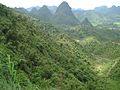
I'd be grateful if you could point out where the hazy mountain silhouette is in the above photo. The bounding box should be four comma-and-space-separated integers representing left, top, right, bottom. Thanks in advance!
38, 5, 52, 22
53, 1, 79, 25
14, 2, 120, 25
81, 18, 93, 27
15, 7, 28, 14
95, 5, 120, 14
29, 5, 52, 22
30, 7, 38, 14
48, 6, 57, 14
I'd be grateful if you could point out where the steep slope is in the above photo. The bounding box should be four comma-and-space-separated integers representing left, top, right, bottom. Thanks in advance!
75, 10, 109, 26
1, 3, 120, 90
0, 3, 102, 90
48, 6, 57, 14
94, 6, 109, 14
29, 5, 52, 22
15, 7, 28, 14
53, 1, 79, 25
95, 5, 120, 14
74, 6, 120, 26
37, 5, 52, 22
29, 7, 38, 14
27, 6, 40, 12
81, 18, 93, 27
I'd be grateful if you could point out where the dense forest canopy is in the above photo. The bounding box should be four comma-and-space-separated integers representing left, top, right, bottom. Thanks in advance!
0, 1, 120, 90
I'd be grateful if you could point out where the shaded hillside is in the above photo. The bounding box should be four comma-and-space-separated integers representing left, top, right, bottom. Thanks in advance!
15, 7, 28, 14
74, 5, 120, 26
1, 2, 120, 90
29, 7, 38, 15
37, 5, 52, 22
14, 4, 120, 26
29, 5, 52, 22
95, 5, 120, 14
81, 18, 93, 27
0, 3, 104, 90
53, 1, 79, 25
74, 10, 109, 26
48, 6, 57, 14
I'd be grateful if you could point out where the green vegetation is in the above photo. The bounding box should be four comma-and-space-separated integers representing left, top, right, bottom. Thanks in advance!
30, 5, 52, 22
52, 1, 79, 25
0, 4, 103, 90
1, 2, 120, 90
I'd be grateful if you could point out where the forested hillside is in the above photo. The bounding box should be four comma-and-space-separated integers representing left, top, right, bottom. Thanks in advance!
15, 3, 120, 26
0, 1, 120, 90
0, 3, 105, 90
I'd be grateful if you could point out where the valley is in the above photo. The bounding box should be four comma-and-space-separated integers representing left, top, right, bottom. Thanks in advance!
0, 1, 120, 90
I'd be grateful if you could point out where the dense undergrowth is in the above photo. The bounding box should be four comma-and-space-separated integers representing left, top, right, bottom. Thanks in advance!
0, 4, 120, 90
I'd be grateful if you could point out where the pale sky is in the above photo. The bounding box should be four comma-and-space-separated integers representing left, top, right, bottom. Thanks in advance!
0, 0, 120, 10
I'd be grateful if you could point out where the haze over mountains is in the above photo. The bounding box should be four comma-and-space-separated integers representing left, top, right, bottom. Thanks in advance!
0, 1, 120, 90
52, 1, 79, 25
29, 5, 52, 22
15, 1, 120, 26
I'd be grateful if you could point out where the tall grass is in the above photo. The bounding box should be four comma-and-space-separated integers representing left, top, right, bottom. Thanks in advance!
0, 51, 21, 90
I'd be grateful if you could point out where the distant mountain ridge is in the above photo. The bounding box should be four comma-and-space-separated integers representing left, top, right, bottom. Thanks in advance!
52, 1, 79, 25
81, 18, 93, 27
37, 5, 52, 22
28, 5, 52, 22
14, 2, 120, 26
95, 5, 120, 14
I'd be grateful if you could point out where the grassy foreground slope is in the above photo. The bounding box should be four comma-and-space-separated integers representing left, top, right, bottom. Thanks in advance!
0, 4, 106, 90
51, 22, 120, 90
